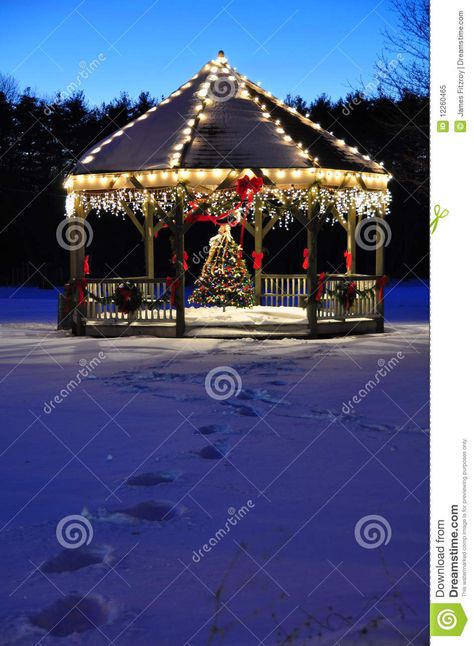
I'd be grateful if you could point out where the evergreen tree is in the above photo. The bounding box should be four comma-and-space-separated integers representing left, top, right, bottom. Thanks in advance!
189, 225, 255, 309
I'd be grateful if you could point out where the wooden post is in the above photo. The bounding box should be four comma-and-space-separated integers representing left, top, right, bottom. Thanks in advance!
254, 193, 263, 305
69, 196, 87, 281
375, 209, 385, 276
375, 208, 386, 333
68, 197, 87, 336
347, 204, 357, 274
144, 198, 154, 279
174, 187, 186, 337
306, 188, 319, 337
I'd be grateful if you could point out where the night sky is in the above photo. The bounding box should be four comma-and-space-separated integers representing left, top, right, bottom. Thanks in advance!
1, 0, 397, 104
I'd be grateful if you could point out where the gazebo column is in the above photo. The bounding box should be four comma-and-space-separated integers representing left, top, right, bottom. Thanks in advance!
306, 190, 319, 337
143, 199, 155, 279
69, 196, 87, 280
254, 193, 263, 304
346, 204, 357, 274
68, 197, 88, 336
174, 188, 186, 337
375, 208, 385, 276
375, 208, 386, 333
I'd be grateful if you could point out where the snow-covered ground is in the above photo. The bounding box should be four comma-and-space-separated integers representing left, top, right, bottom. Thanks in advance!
0, 282, 429, 645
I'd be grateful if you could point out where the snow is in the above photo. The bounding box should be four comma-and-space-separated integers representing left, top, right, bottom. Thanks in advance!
0, 282, 429, 645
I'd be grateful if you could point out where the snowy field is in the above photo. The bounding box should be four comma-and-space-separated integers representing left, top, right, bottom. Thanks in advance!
0, 282, 429, 645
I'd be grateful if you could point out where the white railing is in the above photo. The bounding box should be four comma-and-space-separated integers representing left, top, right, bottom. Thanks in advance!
84, 278, 175, 322
317, 275, 379, 319
262, 274, 307, 307
262, 273, 382, 320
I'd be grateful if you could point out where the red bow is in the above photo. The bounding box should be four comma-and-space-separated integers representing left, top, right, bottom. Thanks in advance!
236, 175, 264, 201
166, 276, 178, 306
376, 275, 389, 300
316, 272, 325, 301
344, 251, 352, 273
252, 251, 264, 269
171, 251, 189, 271
344, 281, 357, 310
302, 248, 309, 270
83, 255, 90, 276
117, 287, 132, 311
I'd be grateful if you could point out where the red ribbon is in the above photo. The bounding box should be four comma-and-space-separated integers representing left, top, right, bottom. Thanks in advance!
166, 276, 178, 306
344, 250, 352, 273
376, 275, 389, 300
344, 281, 357, 310
83, 255, 90, 276
185, 176, 264, 253
154, 223, 169, 238
302, 248, 309, 270
251, 251, 264, 270
316, 272, 325, 301
117, 287, 132, 312
171, 251, 189, 271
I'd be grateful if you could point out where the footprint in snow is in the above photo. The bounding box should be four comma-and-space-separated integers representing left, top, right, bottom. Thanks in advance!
41, 544, 113, 574
198, 444, 228, 459
126, 471, 178, 486
30, 595, 111, 638
223, 402, 259, 417
111, 500, 184, 522
196, 424, 232, 435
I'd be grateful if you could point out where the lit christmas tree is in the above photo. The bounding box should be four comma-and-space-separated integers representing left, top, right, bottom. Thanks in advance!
189, 225, 255, 309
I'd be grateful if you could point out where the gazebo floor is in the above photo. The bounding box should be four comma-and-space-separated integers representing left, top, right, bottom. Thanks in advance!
84, 306, 379, 339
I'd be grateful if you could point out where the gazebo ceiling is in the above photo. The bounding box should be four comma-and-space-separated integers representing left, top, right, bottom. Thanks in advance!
73, 52, 387, 177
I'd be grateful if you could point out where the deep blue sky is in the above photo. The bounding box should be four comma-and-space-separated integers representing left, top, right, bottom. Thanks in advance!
1, 0, 397, 105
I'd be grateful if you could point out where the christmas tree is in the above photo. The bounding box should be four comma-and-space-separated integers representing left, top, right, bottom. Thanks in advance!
189, 225, 255, 308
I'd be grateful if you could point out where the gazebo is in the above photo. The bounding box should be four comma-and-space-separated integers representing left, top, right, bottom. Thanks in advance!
60, 51, 391, 338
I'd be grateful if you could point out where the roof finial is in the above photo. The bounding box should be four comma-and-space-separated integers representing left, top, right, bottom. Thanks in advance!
217, 50, 226, 61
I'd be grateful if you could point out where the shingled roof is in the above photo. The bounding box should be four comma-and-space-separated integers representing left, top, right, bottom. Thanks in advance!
74, 52, 386, 176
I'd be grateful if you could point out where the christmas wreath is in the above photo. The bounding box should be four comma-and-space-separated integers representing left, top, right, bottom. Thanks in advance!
113, 282, 142, 314
64, 278, 88, 313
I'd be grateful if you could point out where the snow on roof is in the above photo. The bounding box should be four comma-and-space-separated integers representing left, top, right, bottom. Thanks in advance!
74, 52, 386, 176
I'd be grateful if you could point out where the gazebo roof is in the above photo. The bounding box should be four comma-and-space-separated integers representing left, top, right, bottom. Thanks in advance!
74, 52, 387, 177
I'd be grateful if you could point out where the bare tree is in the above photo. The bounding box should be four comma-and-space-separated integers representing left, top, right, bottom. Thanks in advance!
0, 72, 19, 102
376, 0, 429, 97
